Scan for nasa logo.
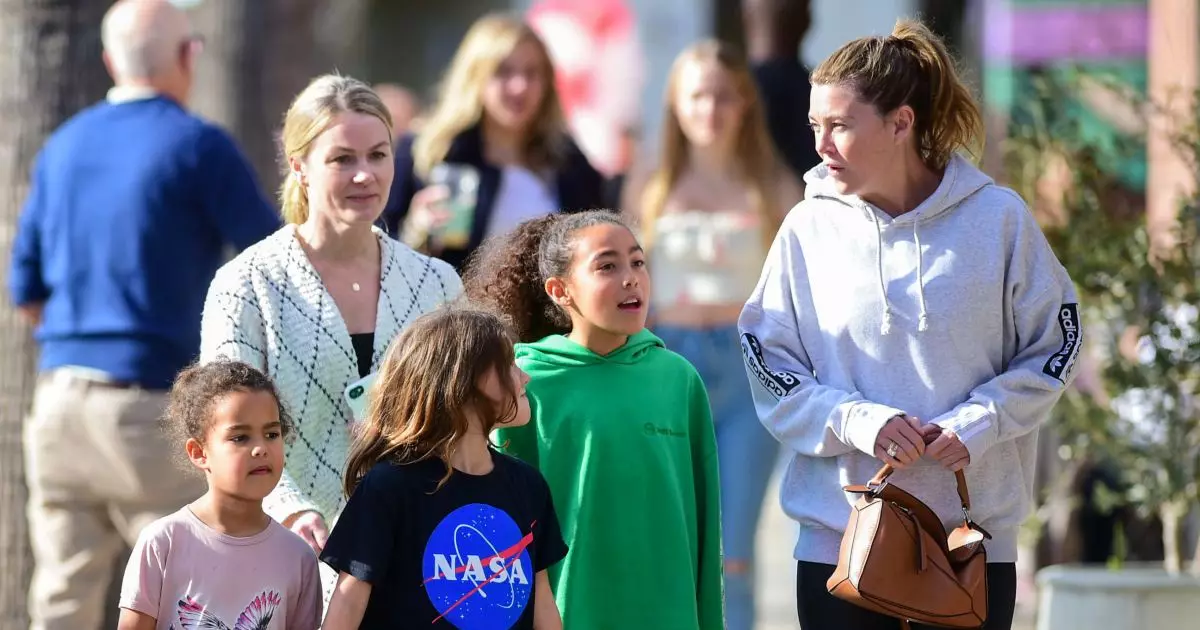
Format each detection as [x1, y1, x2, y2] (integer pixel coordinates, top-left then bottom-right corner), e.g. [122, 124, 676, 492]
[422, 503, 534, 629]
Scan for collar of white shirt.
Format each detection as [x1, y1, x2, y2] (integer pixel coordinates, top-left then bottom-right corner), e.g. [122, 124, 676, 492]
[106, 85, 161, 104]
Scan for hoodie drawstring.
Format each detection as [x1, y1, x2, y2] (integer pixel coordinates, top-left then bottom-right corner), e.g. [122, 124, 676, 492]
[871, 209, 930, 335]
[872, 210, 894, 335]
[914, 218, 929, 332]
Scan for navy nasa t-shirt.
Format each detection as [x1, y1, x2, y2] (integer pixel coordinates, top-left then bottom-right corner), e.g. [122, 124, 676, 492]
[320, 451, 568, 629]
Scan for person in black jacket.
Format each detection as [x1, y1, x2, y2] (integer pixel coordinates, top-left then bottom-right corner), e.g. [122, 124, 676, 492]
[382, 13, 605, 270]
[743, 0, 821, 182]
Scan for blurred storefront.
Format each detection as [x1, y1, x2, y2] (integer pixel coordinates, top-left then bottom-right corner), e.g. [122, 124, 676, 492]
[983, 0, 1198, 235]
[983, 0, 1149, 193]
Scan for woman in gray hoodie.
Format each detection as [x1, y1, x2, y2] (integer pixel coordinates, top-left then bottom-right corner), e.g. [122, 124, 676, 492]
[738, 19, 1080, 630]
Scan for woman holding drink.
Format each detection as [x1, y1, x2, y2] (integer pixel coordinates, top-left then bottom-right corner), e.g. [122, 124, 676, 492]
[382, 12, 606, 270]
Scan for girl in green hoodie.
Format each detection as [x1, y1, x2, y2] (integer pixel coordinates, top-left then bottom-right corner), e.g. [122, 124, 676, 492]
[465, 211, 724, 629]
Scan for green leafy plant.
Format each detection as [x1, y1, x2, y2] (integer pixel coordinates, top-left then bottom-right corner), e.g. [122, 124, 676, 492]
[1005, 71, 1200, 574]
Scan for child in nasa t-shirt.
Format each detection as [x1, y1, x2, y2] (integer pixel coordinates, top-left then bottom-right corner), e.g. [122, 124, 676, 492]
[320, 309, 568, 630]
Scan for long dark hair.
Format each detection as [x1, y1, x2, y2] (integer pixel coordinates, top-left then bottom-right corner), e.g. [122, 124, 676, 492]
[463, 210, 628, 343]
[342, 307, 520, 495]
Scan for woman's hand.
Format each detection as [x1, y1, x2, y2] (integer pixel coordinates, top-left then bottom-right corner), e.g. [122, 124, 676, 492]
[874, 415, 927, 468]
[284, 510, 329, 554]
[400, 185, 451, 248]
[923, 427, 971, 472]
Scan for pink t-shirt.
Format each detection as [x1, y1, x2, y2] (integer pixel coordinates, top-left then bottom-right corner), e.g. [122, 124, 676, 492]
[119, 507, 322, 630]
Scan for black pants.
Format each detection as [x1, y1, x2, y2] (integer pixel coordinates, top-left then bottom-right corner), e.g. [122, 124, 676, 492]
[795, 561, 1017, 630]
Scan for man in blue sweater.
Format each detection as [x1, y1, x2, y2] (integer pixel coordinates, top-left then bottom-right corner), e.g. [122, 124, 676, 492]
[7, 2, 280, 628]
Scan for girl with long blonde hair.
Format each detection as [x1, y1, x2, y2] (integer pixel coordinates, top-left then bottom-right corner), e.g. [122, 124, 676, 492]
[320, 308, 567, 630]
[620, 39, 801, 630]
[382, 12, 605, 270]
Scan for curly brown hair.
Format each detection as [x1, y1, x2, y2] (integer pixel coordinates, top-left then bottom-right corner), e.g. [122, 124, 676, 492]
[164, 360, 294, 475]
[463, 210, 626, 343]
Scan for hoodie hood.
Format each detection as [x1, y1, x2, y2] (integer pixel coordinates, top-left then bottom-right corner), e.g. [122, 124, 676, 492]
[516, 329, 664, 367]
[801, 154, 992, 334]
[803, 153, 992, 222]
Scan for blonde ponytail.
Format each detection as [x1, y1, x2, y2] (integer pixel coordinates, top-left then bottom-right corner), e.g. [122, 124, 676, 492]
[889, 20, 983, 169]
[812, 18, 984, 170]
[279, 172, 309, 225]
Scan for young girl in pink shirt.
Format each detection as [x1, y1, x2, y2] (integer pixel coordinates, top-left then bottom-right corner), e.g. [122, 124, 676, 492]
[117, 361, 322, 630]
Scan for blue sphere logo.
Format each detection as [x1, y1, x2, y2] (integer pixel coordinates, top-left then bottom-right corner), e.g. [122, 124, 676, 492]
[422, 503, 533, 629]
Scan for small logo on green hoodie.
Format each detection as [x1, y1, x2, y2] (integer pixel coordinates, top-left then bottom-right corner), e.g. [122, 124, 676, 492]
[643, 422, 687, 438]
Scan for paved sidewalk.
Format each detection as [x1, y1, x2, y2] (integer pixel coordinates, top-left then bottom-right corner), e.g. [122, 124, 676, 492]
[752, 468, 1037, 629]
[753, 471, 796, 629]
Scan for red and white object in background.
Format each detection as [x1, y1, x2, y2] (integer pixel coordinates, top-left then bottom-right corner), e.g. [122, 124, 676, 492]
[527, 0, 644, 178]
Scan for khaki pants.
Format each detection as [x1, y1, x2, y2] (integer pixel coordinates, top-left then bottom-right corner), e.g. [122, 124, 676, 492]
[23, 370, 205, 630]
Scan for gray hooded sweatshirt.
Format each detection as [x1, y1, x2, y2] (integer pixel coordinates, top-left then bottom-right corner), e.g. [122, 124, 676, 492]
[738, 154, 1080, 564]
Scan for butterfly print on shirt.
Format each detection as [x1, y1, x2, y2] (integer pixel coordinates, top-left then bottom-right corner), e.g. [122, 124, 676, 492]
[170, 590, 282, 630]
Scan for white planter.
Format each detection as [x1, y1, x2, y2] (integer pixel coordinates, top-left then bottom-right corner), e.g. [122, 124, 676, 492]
[1036, 564, 1200, 630]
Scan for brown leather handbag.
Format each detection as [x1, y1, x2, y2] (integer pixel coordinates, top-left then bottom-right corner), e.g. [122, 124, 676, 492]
[826, 465, 992, 629]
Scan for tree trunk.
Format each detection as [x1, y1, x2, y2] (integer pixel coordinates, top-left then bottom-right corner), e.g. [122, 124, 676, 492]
[1192, 520, 1200, 575]
[1162, 499, 1188, 574]
[0, 1, 112, 626]
[189, 0, 328, 201]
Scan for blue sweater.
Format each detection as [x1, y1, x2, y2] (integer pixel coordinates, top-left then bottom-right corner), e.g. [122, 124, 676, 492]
[8, 96, 281, 389]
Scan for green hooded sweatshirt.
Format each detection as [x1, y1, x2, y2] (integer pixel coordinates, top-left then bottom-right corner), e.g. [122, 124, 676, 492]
[495, 329, 724, 629]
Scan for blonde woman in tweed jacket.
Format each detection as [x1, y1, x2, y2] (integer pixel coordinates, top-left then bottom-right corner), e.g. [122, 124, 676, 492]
[199, 75, 461, 603]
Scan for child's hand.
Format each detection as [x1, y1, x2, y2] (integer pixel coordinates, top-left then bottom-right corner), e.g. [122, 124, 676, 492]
[287, 510, 329, 553]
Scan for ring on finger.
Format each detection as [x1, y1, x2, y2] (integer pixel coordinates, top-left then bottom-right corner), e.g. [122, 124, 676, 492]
[886, 441, 900, 458]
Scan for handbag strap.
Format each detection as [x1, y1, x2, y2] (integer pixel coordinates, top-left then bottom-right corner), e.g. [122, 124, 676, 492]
[868, 464, 972, 517]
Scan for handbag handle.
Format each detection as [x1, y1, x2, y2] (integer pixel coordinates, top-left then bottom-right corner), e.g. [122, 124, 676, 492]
[867, 464, 973, 522]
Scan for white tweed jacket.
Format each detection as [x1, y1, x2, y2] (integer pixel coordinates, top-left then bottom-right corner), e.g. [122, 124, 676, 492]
[199, 225, 462, 525]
